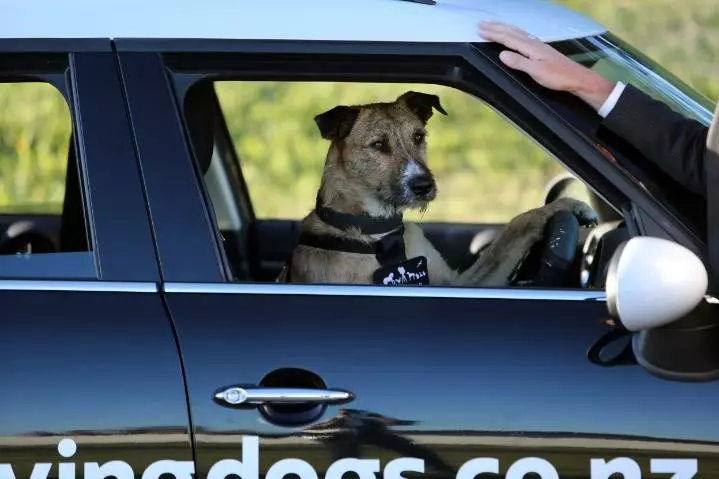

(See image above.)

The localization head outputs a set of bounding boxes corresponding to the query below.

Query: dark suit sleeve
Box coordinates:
[600,83,708,196]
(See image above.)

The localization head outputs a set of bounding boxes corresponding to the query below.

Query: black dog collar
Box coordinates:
[302,193,407,264]
[282,194,409,283]
[313,193,403,235]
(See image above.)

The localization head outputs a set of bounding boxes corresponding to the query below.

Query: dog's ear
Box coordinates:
[314,105,361,141]
[398,91,448,123]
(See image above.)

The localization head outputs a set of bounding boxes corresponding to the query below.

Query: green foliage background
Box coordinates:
[1,0,717,223]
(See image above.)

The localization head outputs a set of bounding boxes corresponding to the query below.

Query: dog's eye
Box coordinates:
[371,140,389,152]
[413,132,425,145]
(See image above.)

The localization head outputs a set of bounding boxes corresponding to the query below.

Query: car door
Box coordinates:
[0,45,193,479]
[118,42,719,479]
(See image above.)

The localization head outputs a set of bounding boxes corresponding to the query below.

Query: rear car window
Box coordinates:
[0,83,69,215]
[0,79,95,279]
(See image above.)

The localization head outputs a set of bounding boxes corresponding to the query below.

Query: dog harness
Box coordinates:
[281,195,429,285]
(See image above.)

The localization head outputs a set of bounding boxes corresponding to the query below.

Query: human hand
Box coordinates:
[477,21,615,111]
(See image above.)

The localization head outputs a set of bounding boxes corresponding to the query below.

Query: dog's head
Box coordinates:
[314,91,447,215]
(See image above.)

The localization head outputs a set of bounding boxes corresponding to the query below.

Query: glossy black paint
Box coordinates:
[0,289,192,479]
[0,48,189,479]
[168,292,719,479]
[117,52,227,283]
[0,39,111,53]
[70,52,160,281]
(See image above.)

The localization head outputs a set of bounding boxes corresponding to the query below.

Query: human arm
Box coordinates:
[477,21,709,195]
[477,21,615,110]
[600,82,708,195]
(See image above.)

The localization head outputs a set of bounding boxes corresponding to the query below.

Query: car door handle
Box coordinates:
[214,386,355,406]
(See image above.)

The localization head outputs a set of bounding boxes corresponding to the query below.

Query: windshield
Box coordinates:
[564,34,714,126]
[495,33,715,240]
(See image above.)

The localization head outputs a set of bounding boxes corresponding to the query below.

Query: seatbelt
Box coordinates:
[705,100,719,290]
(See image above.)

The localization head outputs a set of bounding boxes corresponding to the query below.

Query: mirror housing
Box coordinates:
[606,236,707,331]
[606,236,719,382]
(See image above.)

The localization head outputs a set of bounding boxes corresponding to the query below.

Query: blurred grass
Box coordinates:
[214,81,569,223]
[0,83,70,214]
[0,0,717,223]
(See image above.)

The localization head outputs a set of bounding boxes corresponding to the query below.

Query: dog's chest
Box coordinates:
[299,248,382,284]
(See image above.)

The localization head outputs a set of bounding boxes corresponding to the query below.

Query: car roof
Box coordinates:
[4,0,606,43]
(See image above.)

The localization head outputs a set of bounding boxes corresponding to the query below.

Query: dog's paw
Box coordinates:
[548,197,598,227]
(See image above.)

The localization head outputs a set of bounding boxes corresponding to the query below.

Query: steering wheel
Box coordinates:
[509,210,581,287]
[0,220,58,255]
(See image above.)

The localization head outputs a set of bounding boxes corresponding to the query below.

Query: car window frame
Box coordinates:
[0,41,161,288]
[204,94,255,231]
[116,37,694,300]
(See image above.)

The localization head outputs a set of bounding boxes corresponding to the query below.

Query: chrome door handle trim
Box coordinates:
[214,387,355,406]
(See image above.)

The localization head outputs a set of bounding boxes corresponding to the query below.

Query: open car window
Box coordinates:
[183,78,617,287]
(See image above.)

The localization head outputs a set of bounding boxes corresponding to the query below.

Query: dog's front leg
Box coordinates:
[454,219,544,287]
[455,198,597,287]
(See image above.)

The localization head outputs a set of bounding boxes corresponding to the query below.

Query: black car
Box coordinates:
[2,1,719,479]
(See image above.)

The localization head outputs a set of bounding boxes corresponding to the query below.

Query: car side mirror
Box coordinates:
[606,236,707,331]
[604,236,719,382]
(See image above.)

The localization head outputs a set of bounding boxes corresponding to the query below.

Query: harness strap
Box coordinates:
[280,228,407,283]
[279,195,408,283]
[297,230,375,255]
[297,227,407,266]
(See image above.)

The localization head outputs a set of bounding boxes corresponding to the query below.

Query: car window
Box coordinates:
[0,81,95,279]
[212,81,585,225]
[183,79,610,286]
[0,83,70,215]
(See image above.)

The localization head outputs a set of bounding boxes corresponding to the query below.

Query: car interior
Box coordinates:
[182,81,632,290]
[0,145,98,279]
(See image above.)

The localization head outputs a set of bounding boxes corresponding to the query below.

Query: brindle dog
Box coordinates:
[280,91,597,286]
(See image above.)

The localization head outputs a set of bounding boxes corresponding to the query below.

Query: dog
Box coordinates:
[279,91,597,287]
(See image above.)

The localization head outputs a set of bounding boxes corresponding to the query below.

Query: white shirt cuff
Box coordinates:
[597,81,626,118]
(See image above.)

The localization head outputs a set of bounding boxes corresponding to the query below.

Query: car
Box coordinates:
[1,0,719,479]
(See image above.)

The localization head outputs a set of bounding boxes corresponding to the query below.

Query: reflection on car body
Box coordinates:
[302,409,456,475]
[0,1,718,479]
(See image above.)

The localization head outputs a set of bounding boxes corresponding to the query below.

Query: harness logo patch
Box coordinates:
[373,256,429,285]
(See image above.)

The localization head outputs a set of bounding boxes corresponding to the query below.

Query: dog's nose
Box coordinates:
[408,174,436,197]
